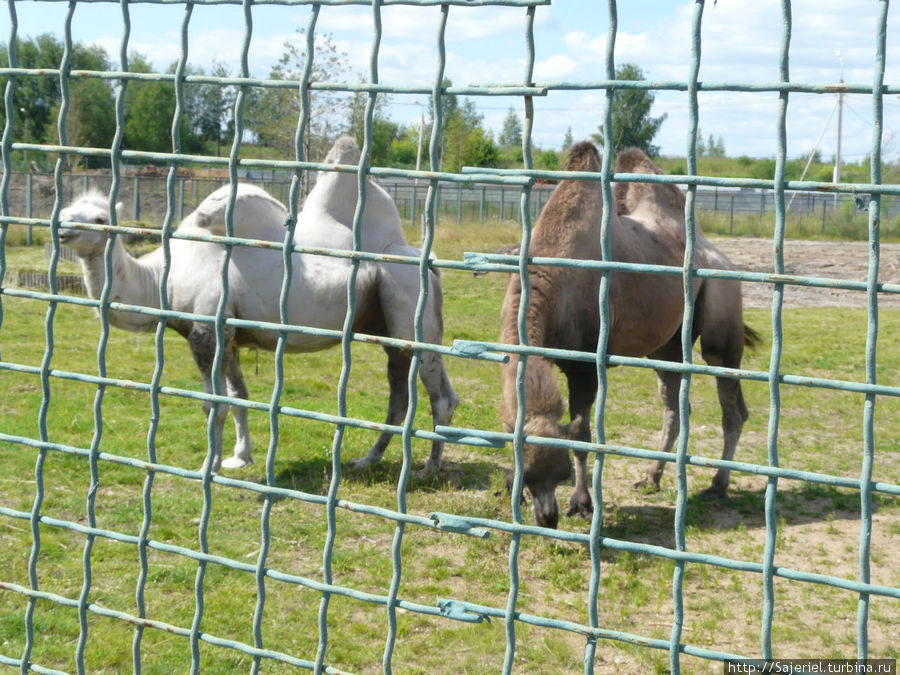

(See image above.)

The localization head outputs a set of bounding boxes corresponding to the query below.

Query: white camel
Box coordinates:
[58,136,459,475]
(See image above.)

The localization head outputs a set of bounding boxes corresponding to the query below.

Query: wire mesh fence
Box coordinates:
[1,0,899,673]
[3,168,894,232]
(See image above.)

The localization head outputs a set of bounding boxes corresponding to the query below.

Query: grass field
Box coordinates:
[1,221,899,673]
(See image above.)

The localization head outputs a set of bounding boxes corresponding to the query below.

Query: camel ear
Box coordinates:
[560,414,583,439]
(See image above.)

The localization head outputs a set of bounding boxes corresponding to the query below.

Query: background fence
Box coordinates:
[1,0,899,674]
[1,168,889,234]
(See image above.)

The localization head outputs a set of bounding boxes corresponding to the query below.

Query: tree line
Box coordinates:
[2,33,672,172]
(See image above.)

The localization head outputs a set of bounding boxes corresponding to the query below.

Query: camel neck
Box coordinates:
[79,236,163,331]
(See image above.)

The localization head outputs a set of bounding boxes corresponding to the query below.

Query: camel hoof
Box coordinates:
[700,484,728,499]
[221,456,253,470]
[632,477,661,493]
[346,456,377,471]
[197,463,220,477]
[566,494,593,520]
[413,464,440,480]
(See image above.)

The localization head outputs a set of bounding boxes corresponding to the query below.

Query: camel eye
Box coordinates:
[93,216,105,224]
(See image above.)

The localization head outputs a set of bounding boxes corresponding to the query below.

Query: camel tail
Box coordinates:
[744,324,762,350]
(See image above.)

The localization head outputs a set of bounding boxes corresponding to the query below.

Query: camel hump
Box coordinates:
[324,135,362,165]
[565,141,601,172]
[186,183,287,241]
[614,147,685,216]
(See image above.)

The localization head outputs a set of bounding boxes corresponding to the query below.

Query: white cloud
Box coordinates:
[534,54,579,81]
[29,0,900,160]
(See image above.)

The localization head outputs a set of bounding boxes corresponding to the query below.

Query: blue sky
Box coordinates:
[8,0,900,164]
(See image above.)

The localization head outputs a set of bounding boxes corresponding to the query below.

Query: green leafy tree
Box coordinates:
[247,30,352,165]
[50,78,116,167]
[192,61,236,156]
[346,91,399,167]
[1,34,111,143]
[441,98,496,172]
[428,82,496,171]
[122,56,200,154]
[499,106,522,148]
[592,63,667,157]
[535,149,560,170]
[562,126,574,151]
[387,125,422,167]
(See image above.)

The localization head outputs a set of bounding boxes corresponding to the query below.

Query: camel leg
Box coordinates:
[562,363,597,519]
[220,342,253,470]
[347,347,411,471]
[416,350,459,477]
[188,324,231,475]
[636,334,685,492]
[698,278,749,497]
[703,376,748,497]
[634,368,682,492]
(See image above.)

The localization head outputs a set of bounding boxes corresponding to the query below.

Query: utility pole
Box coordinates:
[833,50,844,208]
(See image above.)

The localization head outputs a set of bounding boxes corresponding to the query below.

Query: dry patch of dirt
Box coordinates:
[711,236,900,309]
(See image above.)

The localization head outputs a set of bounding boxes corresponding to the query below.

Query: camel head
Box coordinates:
[324,135,362,165]
[613,147,685,217]
[565,140,601,172]
[58,191,123,257]
[508,414,582,529]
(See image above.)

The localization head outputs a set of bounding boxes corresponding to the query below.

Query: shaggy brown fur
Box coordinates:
[499,142,755,529]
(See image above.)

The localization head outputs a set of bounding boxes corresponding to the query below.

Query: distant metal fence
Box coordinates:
[3,169,889,236]
[1,1,899,674]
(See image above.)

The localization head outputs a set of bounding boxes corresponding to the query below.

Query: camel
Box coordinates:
[498,142,758,529]
[58,136,458,475]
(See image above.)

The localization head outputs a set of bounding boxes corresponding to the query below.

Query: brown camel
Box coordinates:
[499,142,758,529]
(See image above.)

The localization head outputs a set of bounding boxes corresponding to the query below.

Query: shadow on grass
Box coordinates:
[264,456,497,502]
[594,481,898,555]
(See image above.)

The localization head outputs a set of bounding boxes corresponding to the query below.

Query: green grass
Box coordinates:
[2,220,900,673]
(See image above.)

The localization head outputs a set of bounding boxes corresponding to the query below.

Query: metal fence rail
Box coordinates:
[1,0,898,673]
[2,169,892,236]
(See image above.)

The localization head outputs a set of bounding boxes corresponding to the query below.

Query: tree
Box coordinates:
[499,106,522,148]
[51,78,116,167]
[346,90,399,167]
[192,61,236,156]
[123,56,200,154]
[535,149,560,170]
[591,63,667,157]
[1,35,111,143]
[247,30,353,165]
[440,97,496,172]
[709,134,726,157]
[562,126,574,151]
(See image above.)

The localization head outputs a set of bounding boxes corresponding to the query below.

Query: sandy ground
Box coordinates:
[711,236,900,308]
